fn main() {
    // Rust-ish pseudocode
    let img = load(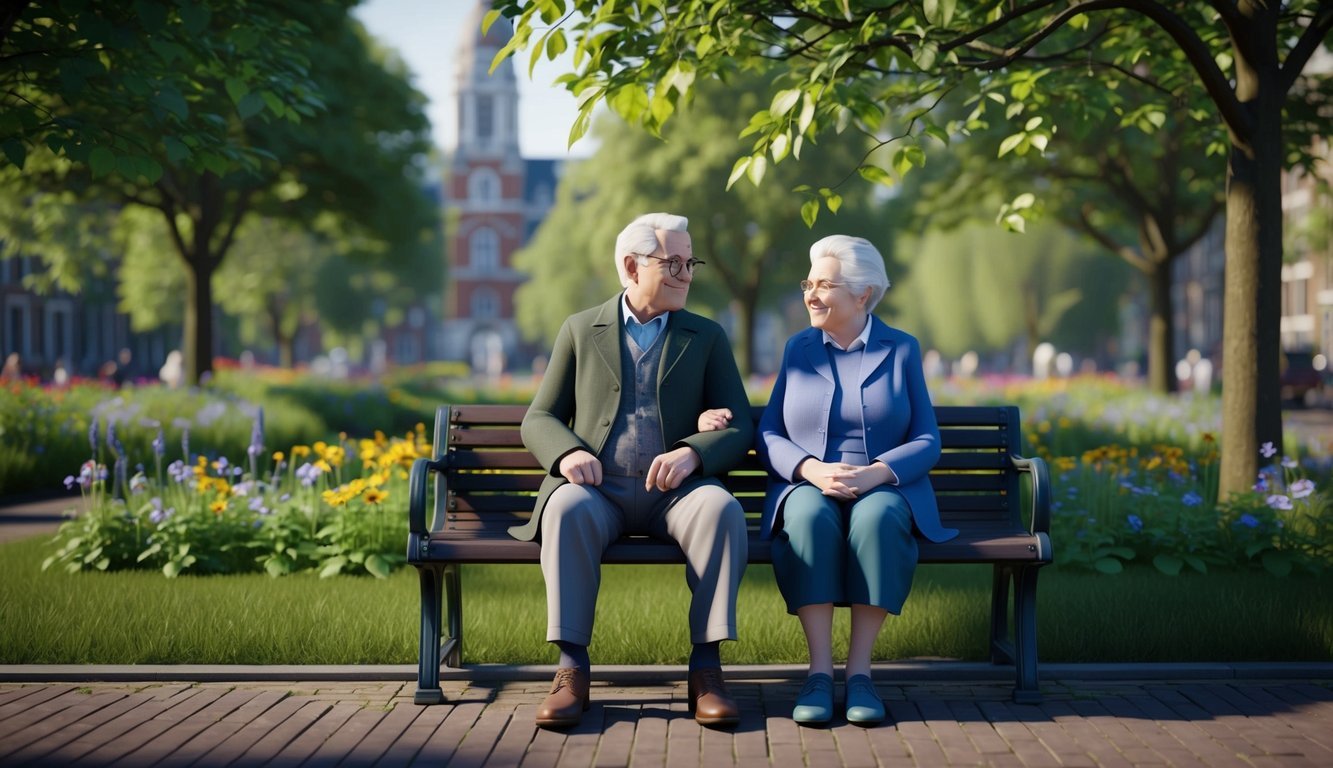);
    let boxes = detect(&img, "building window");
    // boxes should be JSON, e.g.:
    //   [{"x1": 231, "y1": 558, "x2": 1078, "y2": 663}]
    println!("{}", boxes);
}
[
  {"x1": 471, "y1": 287, "x2": 499, "y2": 320},
  {"x1": 475, "y1": 94, "x2": 494, "y2": 140},
  {"x1": 470, "y1": 228, "x2": 500, "y2": 273},
  {"x1": 6, "y1": 303, "x2": 26, "y2": 357},
  {"x1": 469, "y1": 168, "x2": 500, "y2": 203}
]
